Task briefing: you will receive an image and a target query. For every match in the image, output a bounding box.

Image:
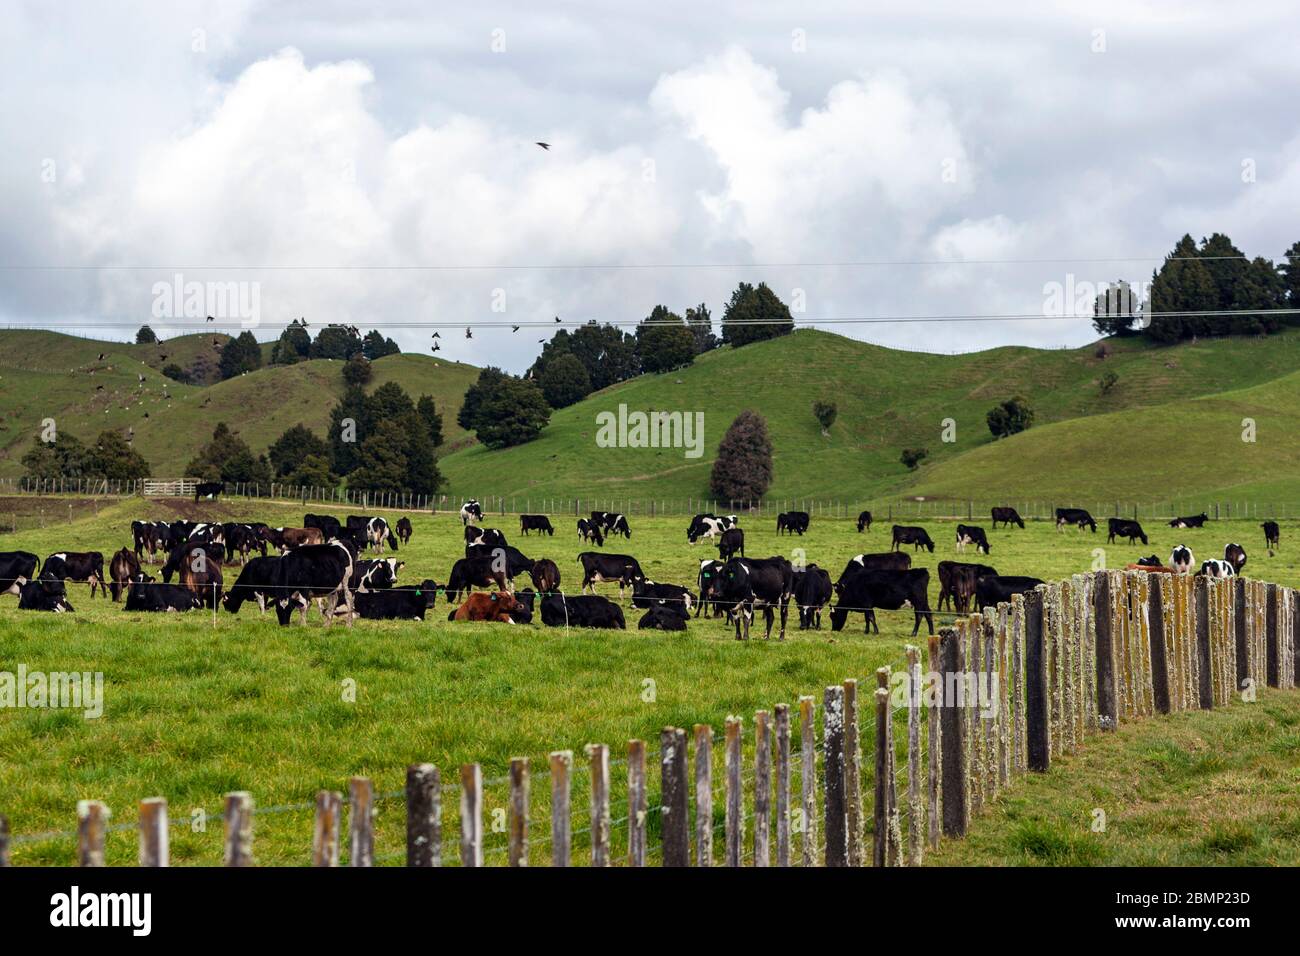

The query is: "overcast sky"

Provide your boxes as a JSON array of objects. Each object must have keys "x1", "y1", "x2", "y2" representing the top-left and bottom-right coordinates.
[{"x1": 4, "y1": 1, "x2": 1298, "y2": 371}]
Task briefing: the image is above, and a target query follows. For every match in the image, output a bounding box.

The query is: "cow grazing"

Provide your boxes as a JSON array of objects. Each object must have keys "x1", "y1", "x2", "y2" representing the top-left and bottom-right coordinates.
[
  {"x1": 445, "y1": 558, "x2": 511, "y2": 603},
  {"x1": 1055, "y1": 508, "x2": 1097, "y2": 532},
  {"x1": 42, "y1": 552, "x2": 106, "y2": 598},
  {"x1": 160, "y1": 541, "x2": 224, "y2": 584},
  {"x1": 716, "y1": 556, "x2": 794, "y2": 641},
  {"x1": 305, "y1": 514, "x2": 343, "y2": 540},
  {"x1": 272, "y1": 542, "x2": 354, "y2": 626},
  {"x1": 464, "y1": 544, "x2": 535, "y2": 582},
  {"x1": 132, "y1": 520, "x2": 172, "y2": 563},
  {"x1": 108, "y1": 547, "x2": 140, "y2": 602},
  {"x1": 460, "y1": 500, "x2": 483, "y2": 525},
  {"x1": 18, "y1": 575, "x2": 75, "y2": 612},
  {"x1": 530, "y1": 558, "x2": 561, "y2": 594},
  {"x1": 831, "y1": 567, "x2": 933, "y2": 636},
  {"x1": 856, "y1": 511, "x2": 872, "y2": 533},
  {"x1": 600, "y1": 513, "x2": 632, "y2": 538},
  {"x1": 519, "y1": 514, "x2": 555, "y2": 536},
  {"x1": 1107, "y1": 518, "x2": 1148, "y2": 545},
  {"x1": 891, "y1": 525, "x2": 934, "y2": 553},
  {"x1": 125, "y1": 575, "x2": 202, "y2": 612},
  {"x1": 639, "y1": 605, "x2": 688, "y2": 631},
  {"x1": 357, "y1": 516, "x2": 398, "y2": 553},
  {"x1": 793, "y1": 565, "x2": 832, "y2": 629},
  {"x1": 465, "y1": 526, "x2": 508, "y2": 549},
  {"x1": 974, "y1": 575, "x2": 1044, "y2": 611},
  {"x1": 836, "y1": 552, "x2": 911, "y2": 588},
  {"x1": 576, "y1": 518, "x2": 605, "y2": 547},
  {"x1": 540, "y1": 593, "x2": 626, "y2": 629},
  {"x1": 1169, "y1": 513, "x2": 1208, "y2": 529},
  {"x1": 1262, "y1": 521, "x2": 1280, "y2": 551},
  {"x1": 1224, "y1": 543, "x2": 1247, "y2": 575},
  {"x1": 223, "y1": 523, "x2": 266, "y2": 564},
  {"x1": 222, "y1": 556, "x2": 282, "y2": 614},
  {"x1": 194, "y1": 481, "x2": 223, "y2": 502},
  {"x1": 991, "y1": 507, "x2": 1025, "y2": 529},
  {"x1": 631, "y1": 580, "x2": 693, "y2": 618},
  {"x1": 395, "y1": 517, "x2": 413, "y2": 545},
  {"x1": 716, "y1": 527, "x2": 745, "y2": 561},
  {"x1": 955, "y1": 524, "x2": 990, "y2": 555},
  {"x1": 937, "y1": 561, "x2": 998, "y2": 613},
  {"x1": 1170, "y1": 545, "x2": 1194, "y2": 574},
  {"x1": 776, "y1": 512, "x2": 810, "y2": 536},
  {"x1": 1, "y1": 551, "x2": 40, "y2": 598},
  {"x1": 1199, "y1": 559, "x2": 1235, "y2": 578},
  {"x1": 577, "y1": 552, "x2": 645, "y2": 595},
  {"x1": 452, "y1": 591, "x2": 523, "y2": 623},
  {"x1": 686, "y1": 514, "x2": 737, "y2": 543}
]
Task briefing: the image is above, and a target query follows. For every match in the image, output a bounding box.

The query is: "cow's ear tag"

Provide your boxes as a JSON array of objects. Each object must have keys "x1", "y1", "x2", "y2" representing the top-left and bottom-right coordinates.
[
  {"x1": 491, "y1": 593, "x2": 498, "y2": 601},
  {"x1": 414, "y1": 589, "x2": 422, "y2": 596}
]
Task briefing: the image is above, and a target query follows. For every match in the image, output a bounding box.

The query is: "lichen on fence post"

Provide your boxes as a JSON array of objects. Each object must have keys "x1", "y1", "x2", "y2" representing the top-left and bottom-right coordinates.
[
  {"x1": 926, "y1": 633, "x2": 942, "y2": 849},
  {"x1": 661, "y1": 728, "x2": 689, "y2": 867},
  {"x1": 313, "y1": 790, "x2": 342, "y2": 867},
  {"x1": 628, "y1": 740, "x2": 647, "y2": 867},
  {"x1": 509, "y1": 757, "x2": 530, "y2": 868},
  {"x1": 404, "y1": 765, "x2": 438, "y2": 868},
  {"x1": 823, "y1": 689, "x2": 846, "y2": 867},
  {"x1": 549, "y1": 750, "x2": 572, "y2": 867},
  {"x1": 588, "y1": 745, "x2": 610, "y2": 867},
  {"x1": 77, "y1": 800, "x2": 110, "y2": 868},
  {"x1": 938, "y1": 626, "x2": 968, "y2": 837},
  {"x1": 906, "y1": 645, "x2": 923, "y2": 866},
  {"x1": 774, "y1": 704, "x2": 792, "y2": 867},
  {"x1": 457, "y1": 767, "x2": 481, "y2": 868},
  {"x1": 841, "y1": 682, "x2": 862, "y2": 867},
  {"x1": 138, "y1": 797, "x2": 168, "y2": 867},
  {"x1": 754, "y1": 710, "x2": 772, "y2": 868},
  {"x1": 223, "y1": 792, "x2": 253, "y2": 868},
  {"x1": 800, "y1": 696, "x2": 817, "y2": 866},
  {"x1": 693, "y1": 725, "x2": 713, "y2": 867},
  {"x1": 1025, "y1": 588, "x2": 1050, "y2": 770}
]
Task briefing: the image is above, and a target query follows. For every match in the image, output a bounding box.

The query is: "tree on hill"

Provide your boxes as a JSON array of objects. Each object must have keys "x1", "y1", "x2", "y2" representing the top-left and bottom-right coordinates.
[
  {"x1": 900, "y1": 447, "x2": 928, "y2": 470},
  {"x1": 161, "y1": 363, "x2": 190, "y2": 383},
  {"x1": 466, "y1": 376, "x2": 552, "y2": 449},
  {"x1": 812, "y1": 400, "x2": 837, "y2": 436},
  {"x1": 635, "y1": 306, "x2": 696, "y2": 373},
  {"x1": 1280, "y1": 240, "x2": 1300, "y2": 308},
  {"x1": 283, "y1": 454, "x2": 337, "y2": 488},
  {"x1": 709, "y1": 410, "x2": 774, "y2": 503},
  {"x1": 537, "y1": 352, "x2": 591, "y2": 409},
  {"x1": 89, "y1": 430, "x2": 151, "y2": 480},
  {"x1": 22, "y1": 432, "x2": 91, "y2": 480},
  {"x1": 1091, "y1": 279, "x2": 1141, "y2": 337},
  {"x1": 185, "y1": 422, "x2": 272, "y2": 485},
  {"x1": 362, "y1": 330, "x2": 400, "y2": 360},
  {"x1": 271, "y1": 319, "x2": 312, "y2": 365},
  {"x1": 311, "y1": 324, "x2": 363, "y2": 360},
  {"x1": 268, "y1": 424, "x2": 330, "y2": 478},
  {"x1": 721, "y1": 282, "x2": 794, "y2": 348},
  {"x1": 347, "y1": 420, "x2": 410, "y2": 495},
  {"x1": 1146, "y1": 235, "x2": 1218, "y2": 343},
  {"x1": 136, "y1": 325, "x2": 158, "y2": 344},
  {"x1": 986, "y1": 396, "x2": 1035, "y2": 438},
  {"x1": 528, "y1": 322, "x2": 640, "y2": 391},
  {"x1": 416, "y1": 394, "x2": 444, "y2": 448},
  {"x1": 343, "y1": 353, "x2": 373, "y2": 386},
  {"x1": 326, "y1": 382, "x2": 443, "y2": 494},
  {"x1": 219, "y1": 330, "x2": 262, "y2": 380},
  {"x1": 328, "y1": 385, "x2": 371, "y2": 476},
  {"x1": 685, "y1": 302, "x2": 717, "y2": 354}
]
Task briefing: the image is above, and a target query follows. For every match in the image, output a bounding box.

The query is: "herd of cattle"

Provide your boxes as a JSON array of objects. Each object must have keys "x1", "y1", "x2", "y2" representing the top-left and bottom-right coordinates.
[{"x1": 0, "y1": 500, "x2": 1284, "y2": 640}]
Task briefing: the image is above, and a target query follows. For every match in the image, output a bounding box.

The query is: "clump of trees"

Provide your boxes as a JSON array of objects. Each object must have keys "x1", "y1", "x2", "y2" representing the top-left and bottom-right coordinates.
[
  {"x1": 900, "y1": 447, "x2": 928, "y2": 471},
  {"x1": 326, "y1": 382, "x2": 444, "y2": 494},
  {"x1": 185, "y1": 423, "x2": 272, "y2": 485},
  {"x1": 527, "y1": 322, "x2": 640, "y2": 407},
  {"x1": 986, "y1": 397, "x2": 1034, "y2": 438},
  {"x1": 135, "y1": 325, "x2": 158, "y2": 344},
  {"x1": 813, "y1": 401, "x2": 837, "y2": 436},
  {"x1": 269, "y1": 321, "x2": 400, "y2": 367},
  {"x1": 219, "y1": 331, "x2": 262, "y2": 380},
  {"x1": 22, "y1": 429, "x2": 151, "y2": 480},
  {"x1": 710, "y1": 410, "x2": 773, "y2": 502},
  {"x1": 458, "y1": 368, "x2": 551, "y2": 449},
  {"x1": 721, "y1": 282, "x2": 794, "y2": 348}
]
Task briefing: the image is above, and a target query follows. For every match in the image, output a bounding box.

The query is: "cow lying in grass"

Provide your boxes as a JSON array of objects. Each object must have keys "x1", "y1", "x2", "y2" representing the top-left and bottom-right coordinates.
[{"x1": 451, "y1": 591, "x2": 523, "y2": 623}]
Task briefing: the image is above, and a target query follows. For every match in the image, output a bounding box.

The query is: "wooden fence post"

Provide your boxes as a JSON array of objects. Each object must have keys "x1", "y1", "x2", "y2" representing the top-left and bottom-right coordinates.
[
  {"x1": 774, "y1": 704, "x2": 791, "y2": 867},
  {"x1": 628, "y1": 740, "x2": 647, "y2": 867},
  {"x1": 754, "y1": 710, "x2": 771, "y2": 867},
  {"x1": 405, "y1": 765, "x2": 439, "y2": 867},
  {"x1": 725, "y1": 717, "x2": 744, "y2": 866},
  {"x1": 509, "y1": 757, "x2": 530, "y2": 867},
  {"x1": 693, "y1": 725, "x2": 712, "y2": 867},
  {"x1": 459, "y1": 764, "x2": 482, "y2": 867},
  {"x1": 926, "y1": 634, "x2": 942, "y2": 849},
  {"x1": 1266, "y1": 583, "x2": 1280, "y2": 688},
  {"x1": 1148, "y1": 572, "x2": 1170, "y2": 713},
  {"x1": 661, "y1": 727, "x2": 689, "y2": 867},
  {"x1": 800, "y1": 695, "x2": 817, "y2": 865},
  {"x1": 1025, "y1": 587, "x2": 1051, "y2": 770},
  {"x1": 0, "y1": 814, "x2": 8, "y2": 868},
  {"x1": 822, "y1": 687, "x2": 847, "y2": 867},
  {"x1": 223, "y1": 792, "x2": 253, "y2": 867},
  {"x1": 938, "y1": 627, "x2": 967, "y2": 836},
  {"x1": 1093, "y1": 573, "x2": 1117, "y2": 730},
  {"x1": 549, "y1": 751, "x2": 572, "y2": 867},
  {"x1": 842, "y1": 680, "x2": 863, "y2": 866},
  {"x1": 1195, "y1": 577, "x2": 1213, "y2": 709},
  {"x1": 313, "y1": 790, "x2": 342, "y2": 867},
  {"x1": 349, "y1": 777, "x2": 374, "y2": 867},
  {"x1": 77, "y1": 799, "x2": 110, "y2": 867},
  {"x1": 588, "y1": 745, "x2": 610, "y2": 867},
  {"x1": 906, "y1": 646, "x2": 923, "y2": 866},
  {"x1": 138, "y1": 797, "x2": 168, "y2": 867}
]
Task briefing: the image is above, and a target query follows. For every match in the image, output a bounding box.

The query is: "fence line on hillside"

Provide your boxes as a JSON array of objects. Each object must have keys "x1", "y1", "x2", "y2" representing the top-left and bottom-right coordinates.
[
  {"x1": 2, "y1": 476, "x2": 1297, "y2": 525},
  {"x1": 2, "y1": 568, "x2": 1296, "y2": 867}
]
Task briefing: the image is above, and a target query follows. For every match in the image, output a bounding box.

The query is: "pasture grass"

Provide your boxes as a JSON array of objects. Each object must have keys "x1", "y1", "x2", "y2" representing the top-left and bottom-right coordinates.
[{"x1": 1, "y1": 496, "x2": 1298, "y2": 865}]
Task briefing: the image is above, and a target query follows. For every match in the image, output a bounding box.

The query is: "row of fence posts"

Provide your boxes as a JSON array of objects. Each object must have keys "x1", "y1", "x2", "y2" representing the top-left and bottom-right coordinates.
[{"x1": 2, "y1": 570, "x2": 1297, "y2": 867}]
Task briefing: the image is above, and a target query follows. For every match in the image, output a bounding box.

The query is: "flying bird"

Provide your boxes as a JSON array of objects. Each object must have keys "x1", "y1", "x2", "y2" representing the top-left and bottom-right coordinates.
[
  {"x1": 511, "y1": 326, "x2": 520, "y2": 333},
  {"x1": 98, "y1": 352, "x2": 105, "y2": 361},
  {"x1": 431, "y1": 343, "x2": 441, "y2": 353},
  {"x1": 554, "y1": 316, "x2": 562, "y2": 323},
  {"x1": 431, "y1": 332, "x2": 441, "y2": 339},
  {"x1": 535, "y1": 142, "x2": 550, "y2": 150},
  {"x1": 465, "y1": 327, "x2": 473, "y2": 339},
  {"x1": 205, "y1": 315, "x2": 215, "y2": 323}
]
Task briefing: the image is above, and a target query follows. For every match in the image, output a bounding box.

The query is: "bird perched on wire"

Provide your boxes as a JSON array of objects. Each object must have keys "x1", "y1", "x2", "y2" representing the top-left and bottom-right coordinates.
[
  {"x1": 535, "y1": 142, "x2": 550, "y2": 151},
  {"x1": 554, "y1": 316, "x2": 562, "y2": 323}
]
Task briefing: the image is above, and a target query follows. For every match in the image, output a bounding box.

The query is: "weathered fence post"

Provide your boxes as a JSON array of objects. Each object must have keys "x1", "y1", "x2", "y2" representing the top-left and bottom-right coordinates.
[
  {"x1": 138, "y1": 798, "x2": 168, "y2": 867},
  {"x1": 1266, "y1": 583, "x2": 1280, "y2": 688},
  {"x1": 774, "y1": 704, "x2": 791, "y2": 866},
  {"x1": 1195, "y1": 577, "x2": 1213, "y2": 709},
  {"x1": 926, "y1": 634, "x2": 942, "y2": 849},
  {"x1": 223, "y1": 792, "x2": 253, "y2": 867},
  {"x1": 842, "y1": 680, "x2": 863, "y2": 866},
  {"x1": 800, "y1": 695, "x2": 817, "y2": 865},
  {"x1": 405, "y1": 765, "x2": 439, "y2": 867},
  {"x1": 459, "y1": 764, "x2": 482, "y2": 867},
  {"x1": 938, "y1": 627, "x2": 967, "y2": 836},
  {"x1": 822, "y1": 686, "x2": 847, "y2": 867},
  {"x1": 509, "y1": 757, "x2": 530, "y2": 867},
  {"x1": 1148, "y1": 572, "x2": 1170, "y2": 713},
  {"x1": 588, "y1": 744, "x2": 610, "y2": 867},
  {"x1": 1025, "y1": 586, "x2": 1051, "y2": 771},
  {"x1": 1093, "y1": 573, "x2": 1117, "y2": 730},
  {"x1": 628, "y1": 740, "x2": 647, "y2": 867},
  {"x1": 549, "y1": 751, "x2": 572, "y2": 867},
  {"x1": 0, "y1": 814, "x2": 8, "y2": 868},
  {"x1": 725, "y1": 717, "x2": 744, "y2": 866},
  {"x1": 349, "y1": 777, "x2": 374, "y2": 867},
  {"x1": 906, "y1": 646, "x2": 923, "y2": 866},
  {"x1": 754, "y1": 710, "x2": 771, "y2": 867},
  {"x1": 77, "y1": 800, "x2": 110, "y2": 867},
  {"x1": 661, "y1": 727, "x2": 689, "y2": 867},
  {"x1": 313, "y1": 790, "x2": 342, "y2": 867},
  {"x1": 693, "y1": 725, "x2": 712, "y2": 867}
]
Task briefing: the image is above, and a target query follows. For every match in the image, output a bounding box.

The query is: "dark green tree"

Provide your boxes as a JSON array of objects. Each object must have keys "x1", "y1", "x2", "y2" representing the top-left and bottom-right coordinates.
[
  {"x1": 347, "y1": 420, "x2": 410, "y2": 494},
  {"x1": 1280, "y1": 241, "x2": 1300, "y2": 308},
  {"x1": 184, "y1": 422, "x2": 272, "y2": 484},
  {"x1": 136, "y1": 325, "x2": 158, "y2": 344},
  {"x1": 21, "y1": 432, "x2": 91, "y2": 480},
  {"x1": 986, "y1": 397, "x2": 1035, "y2": 438},
  {"x1": 1147, "y1": 235, "x2": 1218, "y2": 343},
  {"x1": 685, "y1": 302, "x2": 717, "y2": 354},
  {"x1": 537, "y1": 353, "x2": 591, "y2": 408},
  {"x1": 270, "y1": 319, "x2": 312, "y2": 365},
  {"x1": 900, "y1": 447, "x2": 928, "y2": 470},
  {"x1": 311, "y1": 324, "x2": 363, "y2": 360},
  {"x1": 721, "y1": 282, "x2": 794, "y2": 348},
  {"x1": 635, "y1": 306, "x2": 696, "y2": 373},
  {"x1": 709, "y1": 410, "x2": 774, "y2": 502},
  {"x1": 458, "y1": 367, "x2": 509, "y2": 432},
  {"x1": 219, "y1": 331, "x2": 262, "y2": 380},
  {"x1": 813, "y1": 401, "x2": 837, "y2": 435},
  {"x1": 416, "y1": 395, "x2": 444, "y2": 447},
  {"x1": 284, "y1": 454, "x2": 338, "y2": 488},
  {"x1": 329, "y1": 385, "x2": 371, "y2": 475},
  {"x1": 343, "y1": 353, "x2": 373, "y2": 386},
  {"x1": 268, "y1": 424, "x2": 330, "y2": 478},
  {"x1": 88, "y1": 430, "x2": 151, "y2": 479},
  {"x1": 1091, "y1": 279, "x2": 1140, "y2": 337},
  {"x1": 161, "y1": 363, "x2": 189, "y2": 383},
  {"x1": 362, "y1": 330, "x2": 401, "y2": 360},
  {"x1": 471, "y1": 377, "x2": 552, "y2": 449}
]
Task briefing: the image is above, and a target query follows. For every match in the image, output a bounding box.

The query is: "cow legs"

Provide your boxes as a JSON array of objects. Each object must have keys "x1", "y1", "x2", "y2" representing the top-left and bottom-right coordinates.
[{"x1": 778, "y1": 599, "x2": 788, "y2": 641}]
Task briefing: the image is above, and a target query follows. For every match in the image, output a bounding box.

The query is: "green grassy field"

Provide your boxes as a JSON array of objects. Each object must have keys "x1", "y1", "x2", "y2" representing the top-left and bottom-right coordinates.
[{"x1": 1, "y1": 495, "x2": 1297, "y2": 865}]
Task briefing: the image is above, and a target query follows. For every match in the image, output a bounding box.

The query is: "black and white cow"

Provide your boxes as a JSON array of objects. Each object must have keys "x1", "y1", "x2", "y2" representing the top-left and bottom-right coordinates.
[
  {"x1": 590, "y1": 511, "x2": 630, "y2": 538},
  {"x1": 1107, "y1": 518, "x2": 1148, "y2": 545},
  {"x1": 577, "y1": 552, "x2": 645, "y2": 595},
  {"x1": 0, "y1": 551, "x2": 40, "y2": 598},
  {"x1": 540, "y1": 593, "x2": 626, "y2": 629},
  {"x1": 18, "y1": 574, "x2": 75, "y2": 612},
  {"x1": 223, "y1": 523, "x2": 266, "y2": 563},
  {"x1": 42, "y1": 552, "x2": 106, "y2": 598},
  {"x1": 460, "y1": 500, "x2": 483, "y2": 525},
  {"x1": 974, "y1": 575, "x2": 1044, "y2": 611},
  {"x1": 1199, "y1": 559, "x2": 1235, "y2": 578},
  {"x1": 631, "y1": 580, "x2": 694, "y2": 618},
  {"x1": 1055, "y1": 508, "x2": 1097, "y2": 532},
  {"x1": 891, "y1": 525, "x2": 934, "y2": 553},
  {"x1": 776, "y1": 511, "x2": 810, "y2": 536},
  {"x1": 1170, "y1": 545, "x2": 1194, "y2": 574},
  {"x1": 793, "y1": 565, "x2": 833, "y2": 629},
  {"x1": 1262, "y1": 521, "x2": 1280, "y2": 551},
  {"x1": 856, "y1": 511, "x2": 872, "y2": 533},
  {"x1": 1169, "y1": 513, "x2": 1208, "y2": 529},
  {"x1": 955, "y1": 524, "x2": 990, "y2": 554},
  {"x1": 125, "y1": 574, "x2": 203, "y2": 612},
  {"x1": 1224, "y1": 543, "x2": 1247, "y2": 575},
  {"x1": 271, "y1": 542, "x2": 355, "y2": 627},
  {"x1": 686, "y1": 514, "x2": 738, "y2": 543},
  {"x1": 305, "y1": 513, "x2": 344, "y2": 540},
  {"x1": 716, "y1": 527, "x2": 745, "y2": 561},
  {"x1": 395, "y1": 517, "x2": 414, "y2": 545},
  {"x1": 638, "y1": 605, "x2": 688, "y2": 631},
  {"x1": 519, "y1": 514, "x2": 555, "y2": 536},
  {"x1": 222, "y1": 556, "x2": 282, "y2": 614},
  {"x1": 363, "y1": 517, "x2": 398, "y2": 554},
  {"x1": 696, "y1": 559, "x2": 726, "y2": 618},
  {"x1": 464, "y1": 526, "x2": 508, "y2": 549},
  {"x1": 716, "y1": 556, "x2": 795, "y2": 641},
  {"x1": 194, "y1": 480, "x2": 223, "y2": 502},
  {"x1": 991, "y1": 507, "x2": 1025, "y2": 529},
  {"x1": 576, "y1": 518, "x2": 605, "y2": 547},
  {"x1": 444, "y1": 557, "x2": 510, "y2": 603},
  {"x1": 352, "y1": 557, "x2": 404, "y2": 593},
  {"x1": 830, "y1": 566, "x2": 933, "y2": 636}
]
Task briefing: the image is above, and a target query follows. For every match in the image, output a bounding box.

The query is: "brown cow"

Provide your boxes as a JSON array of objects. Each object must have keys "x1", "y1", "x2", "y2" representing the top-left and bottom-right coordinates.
[
  {"x1": 180, "y1": 552, "x2": 224, "y2": 608},
  {"x1": 1125, "y1": 563, "x2": 1175, "y2": 574},
  {"x1": 109, "y1": 547, "x2": 141, "y2": 602},
  {"x1": 276, "y1": 527, "x2": 324, "y2": 552},
  {"x1": 452, "y1": 591, "x2": 522, "y2": 623}
]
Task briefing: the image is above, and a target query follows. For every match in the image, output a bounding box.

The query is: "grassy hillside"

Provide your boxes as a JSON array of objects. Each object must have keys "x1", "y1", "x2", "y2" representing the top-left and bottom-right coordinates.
[
  {"x1": 439, "y1": 328, "x2": 1300, "y2": 500},
  {"x1": 0, "y1": 331, "x2": 479, "y2": 477}
]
